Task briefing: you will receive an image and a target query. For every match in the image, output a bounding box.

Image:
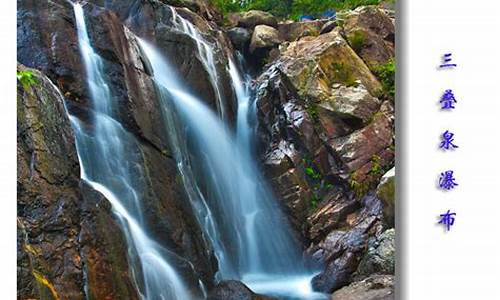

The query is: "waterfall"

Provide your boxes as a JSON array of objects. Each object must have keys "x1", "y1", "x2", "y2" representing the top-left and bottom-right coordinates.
[
  {"x1": 70, "y1": 4, "x2": 196, "y2": 299},
  {"x1": 139, "y1": 12, "x2": 327, "y2": 299}
]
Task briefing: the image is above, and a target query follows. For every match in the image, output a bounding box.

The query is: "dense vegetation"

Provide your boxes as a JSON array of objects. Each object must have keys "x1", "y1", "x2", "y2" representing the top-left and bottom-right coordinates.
[{"x1": 211, "y1": 0, "x2": 382, "y2": 19}]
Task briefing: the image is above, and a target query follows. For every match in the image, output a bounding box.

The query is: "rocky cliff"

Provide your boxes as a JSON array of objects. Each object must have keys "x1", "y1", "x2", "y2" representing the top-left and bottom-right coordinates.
[{"x1": 17, "y1": 1, "x2": 395, "y2": 299}]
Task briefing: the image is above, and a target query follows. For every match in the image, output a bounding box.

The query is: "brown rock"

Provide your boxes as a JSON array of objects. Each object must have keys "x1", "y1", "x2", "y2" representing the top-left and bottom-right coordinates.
[
  {"x1": 208, "y1": 280, "x2": 277, "y2": 300},
  {"x1": 17, "y1": 64, "x2": 138, "y2": 300},
  {"x1": 277, "y1": 20, "x2": 324, "y2": 41}
]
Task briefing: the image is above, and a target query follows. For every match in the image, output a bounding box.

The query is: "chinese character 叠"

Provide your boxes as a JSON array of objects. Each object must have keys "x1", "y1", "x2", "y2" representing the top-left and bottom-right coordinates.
[
  {"x1": 440, "y1": 130, "x2": 459, "y2": 150},
  {"x1": 438, "y1": 210, "x2": 456, "y2": 231},
  {"x1": 439, "y1": 53, "x2": 457, "y2": 68},
  {"x1": 439, "y1": 170, "x2": 458, "y2": 190},
  {"x1": 440, "y1": 89, "x2": 457, "y2": 110}
]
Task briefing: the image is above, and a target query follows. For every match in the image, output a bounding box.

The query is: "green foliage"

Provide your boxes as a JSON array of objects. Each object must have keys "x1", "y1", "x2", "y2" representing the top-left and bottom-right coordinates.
[
  {"x1": 305, "y1": 166, "x2": 322, "y2": 180},
  {"x1": 372, "y1": 58, "x2": 395, "y2": 99},
  {"x1": 332, "y1": 62, "x2": 358, "y2": 87},
  {"x1": 310, "y1": 194, "x2": 321, "y2": 209},
  {"x1": 211, "y1": 0, "x2": 381, "y2": 20},
  {"x1": 348, "y1": 30, "x2": 366, "y2": 53},
  {"x1": 369, "y1": 154, "x2": 384, "y2": 176},
  {"x1": 17, "y1": 70, "x2": 38, "y2": 88},
  {"x1": 306, "y1": 102, "x2": 319, "y2": 124}
]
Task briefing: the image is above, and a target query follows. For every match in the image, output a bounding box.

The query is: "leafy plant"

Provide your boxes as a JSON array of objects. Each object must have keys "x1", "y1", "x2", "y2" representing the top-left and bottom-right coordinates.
[
  {"x1": 17, "y1": 70, "x2": 38, "y2": 88},
  {"x1": 372, "y1": 58, "x2": 395, "y2": 99},
  {"x1": 310, "y1": 194, "x2": 321, "y2": 209},
  {"x1": 349, "y1": 170, "x2": 369, "y2": 199},
  {"x1": 369, "y1": 154, "x2": 384, "y2": 176},
  {"x1": 305, "y1": 166, "x2": 322, "y2": 180}
]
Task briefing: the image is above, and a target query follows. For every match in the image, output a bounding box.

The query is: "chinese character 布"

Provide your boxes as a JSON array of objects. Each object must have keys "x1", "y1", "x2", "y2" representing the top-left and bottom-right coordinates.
[
  {"x1": 438, "y1": 210, "x2": 456, "y2": 231},
  {"x1": 440, "y1": 130, "x2": 459, "y2": 150},
  {"x1": 440, "y1": 89, "x2": 457, "y2": 110},
  {"x1": 439, "y1": 170, "x2": 458, "y2": 190},
  {"x1": 439, "y1": 53, "x2": 457, "y2": 68}
]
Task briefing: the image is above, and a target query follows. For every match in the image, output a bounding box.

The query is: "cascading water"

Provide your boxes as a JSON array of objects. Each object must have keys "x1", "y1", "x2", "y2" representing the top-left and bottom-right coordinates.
[
  {"x1": 70, "y1": 4, "x2": 196, "y2": 299},
  {"x1": 139, "y1": 12, "x2": 327, "y2": 300},
  {"x1": 170, "y1": 8, "x2": 226, "y2": 121}
]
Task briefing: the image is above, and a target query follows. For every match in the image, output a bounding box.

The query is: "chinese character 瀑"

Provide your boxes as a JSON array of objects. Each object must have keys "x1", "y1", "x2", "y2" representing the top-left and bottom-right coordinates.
[
  {"x1": 440, "y1": 89, "x2": 457, "y2": 110},
  {"x1": 438, "y1": 210, "x2": 456, "y2": 231},
  {"x1": 439, "y1": 53, "x2": 457, "y2": 68},
  {"x1": 439, "y1": 170, "x2": 458, "y2": 190},
  {"x1": 440, "y1": 130, "x2": 459, "y2": 150}
]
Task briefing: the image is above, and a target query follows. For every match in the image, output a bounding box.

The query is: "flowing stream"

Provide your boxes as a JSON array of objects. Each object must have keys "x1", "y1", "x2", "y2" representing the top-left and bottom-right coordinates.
[
  {"x1": 138, "y1": 12, "x2": 326, "y2": 300},
  {"x1": 70, "y1": 4, "x2": 197, "y2": 299}
]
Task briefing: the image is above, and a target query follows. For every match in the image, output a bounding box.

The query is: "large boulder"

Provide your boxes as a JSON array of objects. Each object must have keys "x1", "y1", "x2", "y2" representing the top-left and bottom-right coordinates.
[
  {"x1": 356, "y1": 229, "x2": 395, "y2": 277},
  {"x1": 343, "y1": 6, "x2": 395, "y2": 69},
  {"x1": 278, "y1": 28, "x2": 382, "y2": 99},
  {"x1": 207, "y1": 280, "x2": 277, "y2": 300},
  {"x1": 250, "y1": 24, "x2": 282, "y2": 53},
  {"x1": 17, "y1": 64, "x2": 138, "y2": 300},
  {"x1": 229, "y1": 10, "x2": 278, "y2": 29},
  {"x1": 277, "y1": 20, "x2": 324, "y2": 41},
  {"x1": 331, "y1": 274, "x2": 394, "y2": 300}
]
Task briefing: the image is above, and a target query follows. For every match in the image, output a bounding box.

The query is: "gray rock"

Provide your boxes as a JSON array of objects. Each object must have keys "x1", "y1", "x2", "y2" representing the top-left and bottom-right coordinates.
[
  {"x1": 250, "y1": 25, "x2": 282, "y2": 53},
  {"x1": 229, "y1": 10, "x2": 278, "y2": 29},
  {"x1": 357, "y1": 229, "x2": 395, "y2": 277},
  {"x1": 207, "y1": 280, "x2": 277, "y2": 300},
  {"x1": 377, "y1": 167, "x2": 395, "y2": 226},
  {"x1": 227, "y1": 27, "x2": 252, "y2": 51},
  {"x1": 331, "y1": 274, "x2": 394, "y2": 300}
]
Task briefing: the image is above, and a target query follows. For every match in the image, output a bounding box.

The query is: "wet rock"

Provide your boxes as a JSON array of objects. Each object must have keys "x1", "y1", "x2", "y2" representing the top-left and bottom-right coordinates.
[
  {"x1": 207, "y1": 280, "x2": 277, "y2": 300},
  {"x1": 277, "y1": 20, "x2": 324, "y2": 41},
  {"x1": 331, "y1": 274, "x2": 394, "y2": 300},
  {"x1": 320, "y1": 20, "x2": 338, "y2": 34},
  {"x1": 312, "y1": 251, "x2": 359, "y2": 293},
  {"x1": 17, "y1": 0, "x2": 219, "y2": 290},
  {"x1": 227, "y1": 27, "x2": 252, "y2": 51},
  {"x1": 17, "y1": 64, "x2": 138, "y2": 300},
  {"x1": 356, "y1": 229, "x2": 395, "y2": 277},
  {"x1": 250, "y1": 25, "x2": 282, "y2": 53},
  {"x1": 376, "y1": 167, "x2": 395, "y2": 226},
  {"x1": 343, "y1": 6, "x2": 395, "y2": 69},
  {"x1": 229, "y1": 10, "x2": 278, "y2": 29}
]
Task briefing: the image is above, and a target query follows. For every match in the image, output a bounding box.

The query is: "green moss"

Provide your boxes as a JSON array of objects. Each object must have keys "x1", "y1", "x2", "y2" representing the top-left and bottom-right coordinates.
[
  {"x1": 17, "y1": 70, "x2": 38, "y2": 88},
  {"x1": 305, "y1": 166, "x2": 322, "y2": 180},
  {"x1": 349, "y1": 170, "x2": 369, "y2": 199},
  {"x1": 332, "y1": 62, "x2": 358, "y2": 87},
  {"x1": 347, "y1": 30, "x2": 366, "y2": 53}
]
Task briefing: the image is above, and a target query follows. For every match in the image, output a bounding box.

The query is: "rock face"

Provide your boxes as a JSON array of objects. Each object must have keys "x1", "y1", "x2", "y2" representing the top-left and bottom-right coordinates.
[
  {"x1": 254, "y1": 5, "x2": 395, "y2": 294},
  {"x1": 227, "y1": 27, "x2": 252, "y2": 51},
  {"x1": 330, "y1": 275, "x2": 394, "y2": 300},
  {"x1": 207, "y1": 280, "x2": 276, "y2": 300},
  {"x1": 17, "y1": 64, "x2": 138, "y2": 300},
  {"x1": 18, "y1": 0, "x2": 221, "y2": 293}
]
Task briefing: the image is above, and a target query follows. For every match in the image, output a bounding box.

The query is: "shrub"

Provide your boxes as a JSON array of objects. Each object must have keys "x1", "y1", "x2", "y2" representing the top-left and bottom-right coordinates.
[{"x1": 372, "y1": 58, "x2": 395, "y2": 99}]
